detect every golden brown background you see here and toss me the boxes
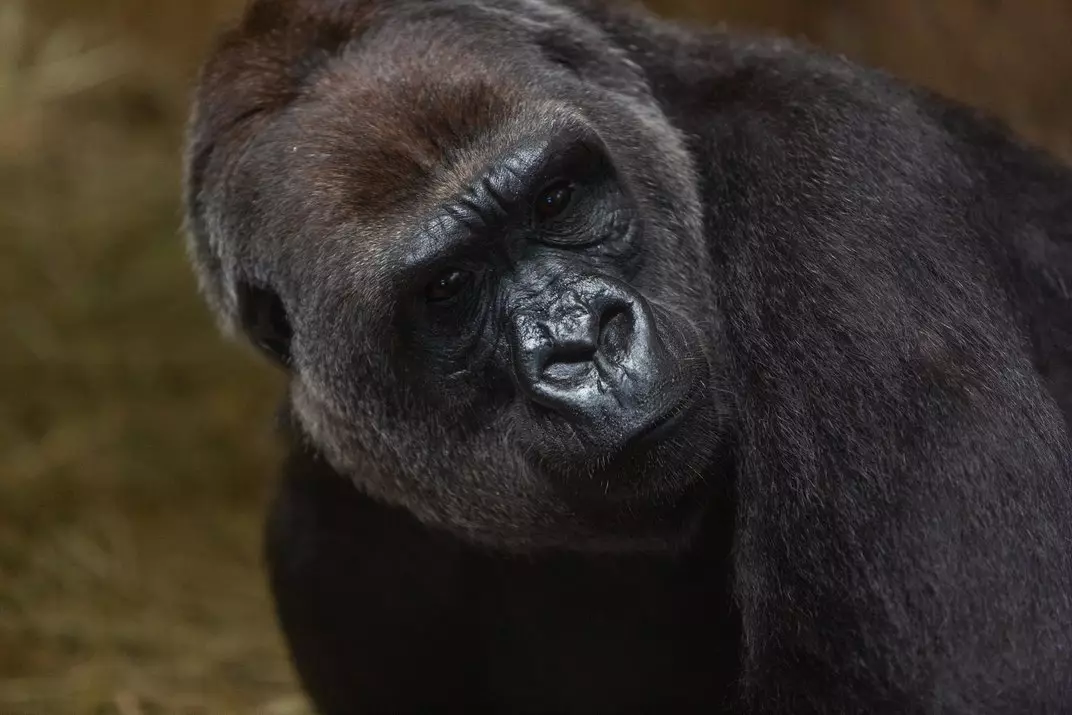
[2,1,1070,713]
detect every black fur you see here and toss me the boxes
[183,0,1072,712]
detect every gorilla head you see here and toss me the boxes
[185,0,728,550]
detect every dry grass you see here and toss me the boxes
[0,2,299,713]
[1,0,1069,713]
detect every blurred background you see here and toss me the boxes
[2,0,1070,713]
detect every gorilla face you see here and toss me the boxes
[187,0,729,550]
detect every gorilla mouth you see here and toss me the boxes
[629,391,694,449]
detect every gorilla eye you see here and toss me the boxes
[426,268,472,303]
[534,180,574,221]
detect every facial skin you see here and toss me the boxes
[188,0,728,550]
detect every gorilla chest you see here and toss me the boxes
[268,469,737,713]
[471,555,738,713]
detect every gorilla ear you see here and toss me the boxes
[236,281,293,368]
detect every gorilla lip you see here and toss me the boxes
[629,391,693,449]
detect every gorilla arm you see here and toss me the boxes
[264,437,483,714]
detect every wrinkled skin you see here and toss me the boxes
[183,0,1072,713]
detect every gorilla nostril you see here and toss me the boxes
[543,360,596,384]
[549,341,597,365]
[598,304,633,362]
[540,338,597,384]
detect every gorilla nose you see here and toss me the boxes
[511,279,667,430]
[538,299,632,384]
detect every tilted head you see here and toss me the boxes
[184,0,729,550]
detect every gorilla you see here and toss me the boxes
[182,0,1072,712]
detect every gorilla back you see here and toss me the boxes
[183,0,1072,712]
